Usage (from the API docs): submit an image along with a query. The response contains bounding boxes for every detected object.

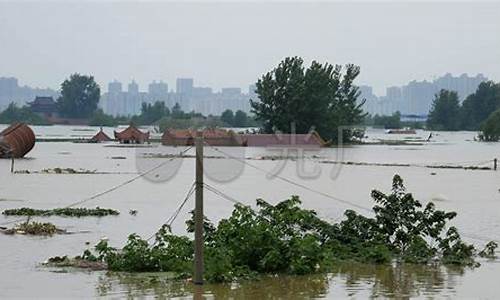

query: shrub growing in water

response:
[2,221,64,236]
[61,175,496,282]
[479,109,500,142]
[2,207,119,217]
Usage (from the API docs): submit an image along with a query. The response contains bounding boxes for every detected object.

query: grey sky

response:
[0,1,499,95]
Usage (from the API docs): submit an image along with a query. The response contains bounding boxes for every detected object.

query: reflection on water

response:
[333,262,465,298]
[96,262,468,299]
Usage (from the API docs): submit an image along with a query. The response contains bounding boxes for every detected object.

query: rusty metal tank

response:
[0,123,36,158]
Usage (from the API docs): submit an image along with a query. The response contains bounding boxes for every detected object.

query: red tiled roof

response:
[114,125,149,142]
[161,129,326,147]
[162,128,239,146]
[90,129,112,142]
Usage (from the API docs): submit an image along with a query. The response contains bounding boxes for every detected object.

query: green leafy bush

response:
[60,175,496,283]
[479,109,500,142]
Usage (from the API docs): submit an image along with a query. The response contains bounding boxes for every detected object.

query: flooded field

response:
[1,125,500,298]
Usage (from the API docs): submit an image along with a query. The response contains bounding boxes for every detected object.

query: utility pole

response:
[494,158,498,171]
[194,130,204,285]
[10,155,14,173]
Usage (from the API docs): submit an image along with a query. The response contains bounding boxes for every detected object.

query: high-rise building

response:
[221,88,241,95]
[360,73,488,116]
[128,80,139,94]
[0,77,58,110]
[176,78,194,95]
[148,81,168,98]
[108,80,122,94]
[433,73,486,101]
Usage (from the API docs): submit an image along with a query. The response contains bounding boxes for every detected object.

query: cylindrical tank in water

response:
[0,123,36,158]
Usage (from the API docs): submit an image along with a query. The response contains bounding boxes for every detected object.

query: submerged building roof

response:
[241,132,326,147]
[114,125,149,143]
[161,128,326,147]
[90,128,112,143]
[162,128,240,146]
[28,96,57,113]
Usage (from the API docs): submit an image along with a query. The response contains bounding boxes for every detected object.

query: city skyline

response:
[1,71,488,117]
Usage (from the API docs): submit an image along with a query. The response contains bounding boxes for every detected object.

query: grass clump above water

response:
[2,207,119,217]
[56,175,497,283]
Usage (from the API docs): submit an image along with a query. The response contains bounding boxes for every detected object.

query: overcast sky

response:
[0,1,499,95]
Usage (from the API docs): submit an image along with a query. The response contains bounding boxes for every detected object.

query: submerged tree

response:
[460,81,500,130]
[57,73,100,118]
[250,57,365,142]
[131,101,170,125]
[427,90,461,131]
[220,109,234,126]
[479,109,500,142]
[0,102,48,125]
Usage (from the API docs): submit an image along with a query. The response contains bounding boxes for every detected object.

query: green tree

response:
[233,110,248,127]
[89,109,128,127]
[372,112,402,129]
[479,109,500,141]
[171,103,184,118]
[220,109,234,126]
[460,81,500,130]
[57,74,100,118]
[132,101,170,125]
[250,57,365,142]
[427,90,461,131]
[0,103,48,125]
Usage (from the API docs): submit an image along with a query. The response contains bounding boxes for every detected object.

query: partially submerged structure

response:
[28,96,58,119]
[240,132,326,147]
[162,128,240,146]
[161,128,326,147]
[0,123,36,158]
[114,125,149,144]
[89,128,112,143]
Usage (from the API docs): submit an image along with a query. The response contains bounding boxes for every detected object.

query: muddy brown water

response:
[0,125,499,298]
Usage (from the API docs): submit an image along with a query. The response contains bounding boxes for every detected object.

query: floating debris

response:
[2,207,120,217]
[41,168,97,174]
[43,256,107,270]
[0,198,24,202]
[13,168,137,175]
[1,221,66,236]
[0,123,36,158]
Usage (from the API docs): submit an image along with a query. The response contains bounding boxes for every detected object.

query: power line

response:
[203,141,372,213]
[0,146,193,227]
[203,142,500,244]
[204,183,251,209]
[146,182,196,242]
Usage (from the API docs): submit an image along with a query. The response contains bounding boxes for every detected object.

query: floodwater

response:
[1,125,499,299]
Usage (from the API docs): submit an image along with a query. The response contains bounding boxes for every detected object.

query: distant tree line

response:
[364,112,424,130]
[427,81,500,141]
[365,112,402,129]
[0,103,49,125]
[220,109,260,128]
